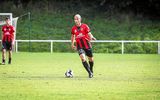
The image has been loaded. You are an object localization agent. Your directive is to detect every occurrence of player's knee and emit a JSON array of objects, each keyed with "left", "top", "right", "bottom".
[
  {"left": 2, "top": 49, "right": 6, "bottom": 53},
  {"left": 88, "top": 57, "right": 94, "bottom": 62},
  {"left": 81, "top": 58, "right": 86, "bottom": 62},
  {"left": 80, "top": 54, "right": 86, "bottom": 62},
  {"left": 80, "top": 56, "right": 86, "bottom": 62}
]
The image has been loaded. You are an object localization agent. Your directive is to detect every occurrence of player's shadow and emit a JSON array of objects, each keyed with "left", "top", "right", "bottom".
[
  {"left": 0, "top": 63, "right": 5, "bottom": 65},
  {"left": 7, "top": 76, "right": 66, "bottom": 80},
  {"left": 6, "top": 75, "right": 92, "bottom": 80},
  {"left": 0, "top": 63, "right": 10, "bottom": 65}
]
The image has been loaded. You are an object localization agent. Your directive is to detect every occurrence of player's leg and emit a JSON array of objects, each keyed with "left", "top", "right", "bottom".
[
  {"left": 2, "top": 42, "right": 7, "bottom": 65},
  {"left": 8, "top": 50, "right": 12, "bottom": 64},
  {"left": 2, "top": 49, "right": 6, "bottom": 65},
  {"left": 85, "top": 49, "right": 94, "bottom": 73},
  {"left": 8, "top": 42, "right": 12, "bottom": 64},
  {"left": 88, "top": 57, "right": 94, "bottom": 73},
  {"left": 78, "top": 49, "right": 93, "bottom": 78}
]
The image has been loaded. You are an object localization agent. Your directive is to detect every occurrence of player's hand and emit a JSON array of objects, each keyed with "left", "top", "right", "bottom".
[
  {"left": 71, "top": 45, "right": 77, "bottom": 50},
  {"left": 12, "top": 41, "right": 15, "bottom": 45},
  {"left": 91, "top": 37, "right": 96, "bottom": 41}
]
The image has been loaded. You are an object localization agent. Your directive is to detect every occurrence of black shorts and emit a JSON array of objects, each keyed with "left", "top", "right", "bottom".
[
  {"left": 78, "top": 48, "right": 93, "bottom": 57},
  {"left": 2, "top": 41, "right": 12, "bottom": 50}
]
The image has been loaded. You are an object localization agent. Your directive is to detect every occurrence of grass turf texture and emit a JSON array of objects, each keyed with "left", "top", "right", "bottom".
[{"left": 0, "top": 53, "right": 160, "bottom": 100}]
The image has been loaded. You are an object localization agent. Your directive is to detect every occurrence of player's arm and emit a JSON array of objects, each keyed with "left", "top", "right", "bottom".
[
  {"left": 1, "top": 32, "right": 2, "bottom": 40},
  {"left": 85, "top": 24, "right": 96, "bottom": 41},
  {"left": 12, "top": 27, "right": 15, "bottom": 45},
  {"left": 1, "top": 28, "right": 3, "bottom": 43},
  {"left": 88, "top": 32, "right": 96, "bottom": 41},
  {"left": 12, "top": 32, "right": 15, "bottom": 45},
  {"left": 71, "top": 34, "right": 76, "bottom": 50}
]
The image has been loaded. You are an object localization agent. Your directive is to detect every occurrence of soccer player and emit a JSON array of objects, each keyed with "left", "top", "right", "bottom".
[
  {"left": 71, "top": 14, "right": 96, "bottom": 78},
  {"left": 1, "top": 17, "right": 15, "bottom": 65}
]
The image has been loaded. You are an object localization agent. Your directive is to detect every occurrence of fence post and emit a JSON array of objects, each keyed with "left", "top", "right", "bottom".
[
  {"left": 121, "top": 41, "right": 124, "bottom": 54},
  {"left": 51, "top": 41, "right": 53, "bottom": 53},
  {"left": 158, "top": 42, "right": 160, "bottom": 54}
]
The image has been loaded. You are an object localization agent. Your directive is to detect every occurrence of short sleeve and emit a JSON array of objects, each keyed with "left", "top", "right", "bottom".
[
  {"left": 12, "top": 26, "right": 15, "bottom": 33},
  {"left": 85, "top": 24, "right": 90, "bottom": 33},
  {"left": 71, "top": 27, "right": 75, "bottom": 35}
]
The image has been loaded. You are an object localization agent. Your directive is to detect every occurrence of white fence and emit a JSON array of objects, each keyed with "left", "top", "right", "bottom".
[
  {"left": 0, "top": 40, "right": 159, "bottom": 54},
  {"left": 10, "top": 40, "right": 160, "bottom": 54}
]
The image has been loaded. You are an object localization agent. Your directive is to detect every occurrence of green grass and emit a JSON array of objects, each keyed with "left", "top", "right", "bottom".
[{"left": 0, "top": 53, "right": 160, "bottom": 100}]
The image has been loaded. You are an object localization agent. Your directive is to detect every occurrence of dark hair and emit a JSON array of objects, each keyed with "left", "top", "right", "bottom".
[{"left": 5, "top": 17, "right": 9, "bottom": 20}]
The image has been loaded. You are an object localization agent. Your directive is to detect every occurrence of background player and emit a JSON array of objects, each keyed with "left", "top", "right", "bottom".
[{"left": 1, "top": 17, "right": 15, "bottom": 65}]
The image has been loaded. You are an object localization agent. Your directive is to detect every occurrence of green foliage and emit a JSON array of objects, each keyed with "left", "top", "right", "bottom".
[
  {"left": 0, "top": 1, "right": 160, "bottom": 53},
  {"left": 93, "top": 43, "right": 121, "bottom": 53},
  {"left": 15, "top": 12, "right": 160, "bottom": 53},
  {"left": 124, "top": 43, "right": 157, "bottom": 54}
]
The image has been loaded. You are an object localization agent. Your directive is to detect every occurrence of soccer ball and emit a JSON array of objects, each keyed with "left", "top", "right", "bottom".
[{"left": 65, "top": 69, "right": 73, "bottom": 78}]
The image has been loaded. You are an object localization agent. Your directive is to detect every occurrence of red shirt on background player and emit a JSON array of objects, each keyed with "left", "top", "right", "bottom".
[
  {"left": 1, "top": 17, "right": 15, "bottom": 65},
  {"left": 71, "top": 14, "right": 96, "bottom": 78},
  {"left": 2, "top": 25, "right": 14, "bottom": 43}
]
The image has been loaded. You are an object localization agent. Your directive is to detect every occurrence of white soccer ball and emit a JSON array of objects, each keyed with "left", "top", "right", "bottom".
[{"left": 65, "top": 69, "right": 73, "bottom": 78}]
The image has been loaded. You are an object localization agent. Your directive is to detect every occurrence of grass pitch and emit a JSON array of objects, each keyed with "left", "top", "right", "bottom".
[{"left": 0, "top": 53, "right": 160, "bottom": 100}]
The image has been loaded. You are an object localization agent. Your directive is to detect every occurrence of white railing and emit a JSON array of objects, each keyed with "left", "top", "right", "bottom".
[
  {"left": 93, "top": 40, "right": 160, "bottom": 54},
  {"left": 1, "top": 40, "right": 160, "bottom": 54},
  {"left": 15, "top": 40, "right": 71, "bottom": 53}
]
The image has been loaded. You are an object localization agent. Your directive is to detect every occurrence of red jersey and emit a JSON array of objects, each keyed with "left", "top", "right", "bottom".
[
  {"left": 71, "top": 23, "right": 91, "bottom": 49},
  {"left": 2, "top": 25, "right": 15, "bottom": 42}
]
